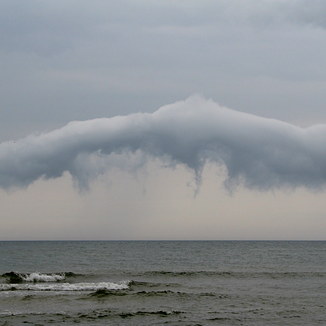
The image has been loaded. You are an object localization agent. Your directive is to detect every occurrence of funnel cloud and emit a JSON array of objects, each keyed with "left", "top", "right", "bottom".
[{"left": 1, "top": 96, "right": 326, "bottom": 191}]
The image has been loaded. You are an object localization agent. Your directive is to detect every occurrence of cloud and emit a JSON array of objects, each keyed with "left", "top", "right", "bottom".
[
  {"left": 1, "top": 96, "right": 326, "bottom": 191},
  {"left": 1, "top": 0, "right": 326, "bottom": 143},
  {"left": 2, "top": 0, "right": 325, "bottom": 56}
]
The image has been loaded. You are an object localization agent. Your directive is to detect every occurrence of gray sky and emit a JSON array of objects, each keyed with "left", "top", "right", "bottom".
[{"left": 0, "top": 0, "right": 325, "bottom": 240}]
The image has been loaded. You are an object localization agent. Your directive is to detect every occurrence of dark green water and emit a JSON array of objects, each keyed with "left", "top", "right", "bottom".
[{"left": 0, "top": 241, "right": 325, "bottom": 325}]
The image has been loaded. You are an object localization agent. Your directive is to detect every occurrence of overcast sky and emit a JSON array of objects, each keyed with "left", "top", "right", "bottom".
[{"left": 1, "top": 0, "right": 326, "bottom": 240}]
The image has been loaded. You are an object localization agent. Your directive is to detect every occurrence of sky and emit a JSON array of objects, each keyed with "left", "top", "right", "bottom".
[{"left": 1, "top": 0, "right": 326, "bottom": 240}]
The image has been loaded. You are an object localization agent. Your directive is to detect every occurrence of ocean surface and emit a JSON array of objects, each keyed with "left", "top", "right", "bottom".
[{"left": 0, "top": 241, "right": 325, "bottom": 325}]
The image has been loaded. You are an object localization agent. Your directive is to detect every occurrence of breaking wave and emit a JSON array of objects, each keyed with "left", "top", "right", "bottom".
[
  {"left": 0, "top": 281, "right": 130, "bottom": 292},
  {"left": 1, "top": 272, "right": 77, "bottom": 284}
]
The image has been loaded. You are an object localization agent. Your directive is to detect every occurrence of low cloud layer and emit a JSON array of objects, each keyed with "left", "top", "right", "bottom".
[{"left": 1, "top": 96, "right": 326, "bottom": 191}]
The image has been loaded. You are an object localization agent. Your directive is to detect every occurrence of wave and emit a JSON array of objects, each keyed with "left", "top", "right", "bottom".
[
  {"left": 1, "top": 272, "right": 78, "bottom": 284},
  {"left": 88, "top": 289, "right": 177, "bottom": 298},
  {"left": 128, "top": 280, "right": 179, "bottom": 288},
  {"left": 0, "top": 309, "right": 184, "bottom": 320},
  {"left": 141, "top": 270, "right": 326, "bottom": 279},
  {"left": 88, "top": 288, "right": 129, "bottom": 297},
  {"left": 0, "top": 281, "right": 130, "bottom": 292},
  {"left": 140, "top": 270, "right": 235, "bottom": 277},
  {"left": 88, "top": 288, "right": 227, "bottom": 299},
  {"left": 2, "top": 270, "right": 324, "bottom": 288},
  {"left": 119, "top": 310, "right": 183, "bottom": 319}
]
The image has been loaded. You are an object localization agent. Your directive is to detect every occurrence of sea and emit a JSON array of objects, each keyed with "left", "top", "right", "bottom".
[{"left": 0, "top": 241, "right": 325, "bottom": 325}]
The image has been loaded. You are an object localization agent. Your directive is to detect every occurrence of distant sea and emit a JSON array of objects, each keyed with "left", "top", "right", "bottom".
[{"left": 0, "top": 241, "right": 325, "bottom": 325}]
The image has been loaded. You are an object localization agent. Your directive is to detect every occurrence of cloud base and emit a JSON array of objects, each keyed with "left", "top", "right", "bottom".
[{"left": 1, "top": 96, "right": 326, "bottom": 191}]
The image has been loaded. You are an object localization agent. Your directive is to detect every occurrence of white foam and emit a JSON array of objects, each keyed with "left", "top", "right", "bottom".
[
  {"left": 0, "top": 281, "right": 130, "bottom": 292},
  {"left": 22, "top": 273, "right": 66, "bottom": 282}
]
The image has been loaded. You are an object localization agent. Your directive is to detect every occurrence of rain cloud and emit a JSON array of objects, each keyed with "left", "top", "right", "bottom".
[{"left": 1, "top": 96, "right": 326, "bottom": 191}]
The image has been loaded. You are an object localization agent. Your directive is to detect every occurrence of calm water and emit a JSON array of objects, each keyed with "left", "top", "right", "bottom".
[{"left": 0, "top": 241, "right": 325, "bottom": 325}]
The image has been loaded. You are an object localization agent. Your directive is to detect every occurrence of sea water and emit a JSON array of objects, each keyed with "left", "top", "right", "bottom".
[{"left": 0, "top": 241, "right": 325, "bottom": 325}]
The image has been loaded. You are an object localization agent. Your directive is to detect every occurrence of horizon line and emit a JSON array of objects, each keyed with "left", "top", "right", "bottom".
[{"left": 0, "top": 239, "right": 325, "bottom": 242}]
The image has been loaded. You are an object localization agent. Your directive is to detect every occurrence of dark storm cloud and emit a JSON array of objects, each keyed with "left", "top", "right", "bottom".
[{"left": 1, "top": 96, "right": 326, "bottom": 191}]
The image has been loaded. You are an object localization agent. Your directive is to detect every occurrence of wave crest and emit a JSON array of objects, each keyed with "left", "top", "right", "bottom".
[
  {"left": 0, "top": 281, "right": 130, "bottom": 292},
  {"left": 1, "top": 272, "right": 77, "bottom": 284}
]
